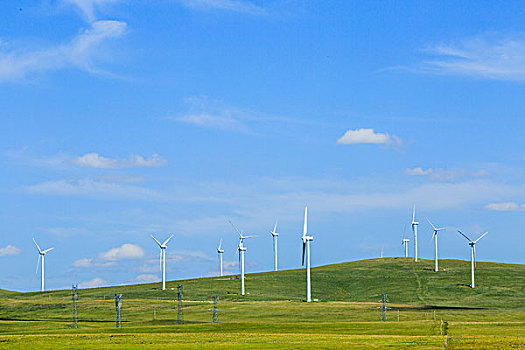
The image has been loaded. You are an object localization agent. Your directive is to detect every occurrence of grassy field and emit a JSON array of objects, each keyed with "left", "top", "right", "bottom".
[{"left": 0, "top": 258, "right": 523, "bottom": 349}]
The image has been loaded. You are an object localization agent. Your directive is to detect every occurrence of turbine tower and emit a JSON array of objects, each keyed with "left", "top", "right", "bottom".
[
  {"left": 301, "top": 205, "right": 314, "bottom": 303},
  {"left": 270, "top": 220, "right": 279, "bottom": 271},
  {"left": 217, "top": 239, "right": 224, "bottom": 277},
  {"left": 401, "top": 224, "right": 410, "bottom": 258},
  {"left": 33, "top": 238, "right": 54, "bottom": 292},
  {"left": 411, "top": 206, "right": 419, "bottom": 262},
  {"left": 427, "top": 218, "right": 450, "bottom": 272},
  {"left": 230, "top": 221, "right": 255, "bottom": 296},
  {"left": 457, "top": 230, "right": 488, "bottom": 288},
  {"left": 151, "top": 234, "right": 174, "bottom": 291}
]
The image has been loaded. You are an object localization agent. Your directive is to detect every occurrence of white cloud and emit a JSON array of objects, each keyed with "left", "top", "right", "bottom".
[
  {"left": 135, "top": 274, "right": 159, "bottom": 283},
  {"left": 73, "top": 258, "right": 94, "bottom": 267},
  {"left": 178, "top": 0, "right": 267, "bottom": 15},
  {"left": 404, "top": 167, "right": 433, "bottom": 176},
  {"left": 65, "top": 0, "right": 119, "bottom": 23},
  {"left": 100, "top": 243, "right": 145, "bottom": 261},
  {"left": 0, "top": 245, "right": 21, "bottom": 257},
  {"left": 72, "top": 153, "right": 167, "bottom": 169},
  {"left": 79, "top": 277, "right": 108, "bottom": 288},
  {"left": 337, "top": 128, "right": 402, "bottom": 147},
  {"left": 484, "top": 202, "right": 525, "bottom": 211},
  {"left": 415, "top": 34, "right": 525, "bottom": 81},
  {"left": 404, "top": 167, "right": 489, "bottom": 182},
  {"left": 0, "top": 20, "right": 126, "bottom": 82}
]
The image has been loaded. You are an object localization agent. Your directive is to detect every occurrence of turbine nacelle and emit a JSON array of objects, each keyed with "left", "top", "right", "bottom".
[{"left": 270, "top": 220, "right": 279, "bottom": 237}]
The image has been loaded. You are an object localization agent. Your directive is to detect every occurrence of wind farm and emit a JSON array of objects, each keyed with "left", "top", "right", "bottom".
[{"left": 2, "top": 1, "right": 525, "bottom": 349}]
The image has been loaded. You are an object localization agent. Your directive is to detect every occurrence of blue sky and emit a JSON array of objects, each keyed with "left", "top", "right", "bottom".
[{"left": 1, "top": 0, "right": 525, "bottom": 291}]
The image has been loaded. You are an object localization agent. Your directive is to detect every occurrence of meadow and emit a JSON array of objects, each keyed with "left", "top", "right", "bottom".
[{"left": 0, "top": 258, "right": 523, "bottom": 349}]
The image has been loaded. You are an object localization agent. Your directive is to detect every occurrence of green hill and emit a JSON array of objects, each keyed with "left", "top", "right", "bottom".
[{"left": 5, "top": 258, "right": 524, "bottom": 308}]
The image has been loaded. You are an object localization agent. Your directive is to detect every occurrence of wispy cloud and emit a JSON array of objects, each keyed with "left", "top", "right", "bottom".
[
  {"left": 0, "top": 245, "right": 21, "bottom": 257},
  {"left": 178, "top": 0, "right": 267, "bottom": 15},
  {"left": 410, "top": 34, "right": 525, "bottom": 81},
  {"left": 72, "top": 257, "right": 115, "bottom": 267},
  {"left": 404, "top": 167, "right": 489, "bottom": 182},
  {"left": 0, "top": 20, "right": 126, "bottom": 82},
  {"left": 73, "top": 153, "right": 167, "bottom": 169},
  {"left": 484, "top": 201, "right": 525, "bottom": 211},
  {"left": 79, "top": 277, "right": 108, "bottom": 288},
  {"left": 167, "top": 250, "right": 213, "bottom": 263},
  {"left": 135, "top": 274, "right": 159, "bottom": 283},
  {"left": 175, "top": 113, "right": 246, "bottom": 131},
  {"left": 337, "top": 128, "right": 403, "bottom": 148},
  {"left": 65, "top": 0, "right": 120, "bottom": 23},
  {"left": 169, "top": 96, "right": 324, "bottom": 134},
  {"left": 25, "top": 177, "right": 162, "bottom": 200}
]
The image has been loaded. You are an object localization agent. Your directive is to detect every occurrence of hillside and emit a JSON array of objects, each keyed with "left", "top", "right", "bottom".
[{"left": 4, "top": 258, "right": 524, "bottom": 308}]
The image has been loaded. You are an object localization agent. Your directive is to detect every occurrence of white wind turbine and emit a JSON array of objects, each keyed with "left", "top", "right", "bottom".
[
  {"left": 217, "top": 239, "right": 224, "bottom": 277},
  {"left": 457, "top": 230, "right": 488, "bottom": 288},
  {"left": 401, "top": 224, "right": 410, "bottom": 258},
  {"left": 151, "top": 234, "right": 174, "bottom": 291},
  {"left": 427, "top": 218, "right": 451, "bottom": 272},
  {"left": 270, "top": 221, "right": 279, "bottom": 271},
  {"left": 412, "top": 206, "right": 419, "bottom": 262},
  {"left": 33, "top": 238, "right": 54, "bottom": 292},
  {"left": 230, "top": 221, "right": 256, "bottom": 296},
  {"left": 301, "top": 205, "right": 314, "bottom": 303}
]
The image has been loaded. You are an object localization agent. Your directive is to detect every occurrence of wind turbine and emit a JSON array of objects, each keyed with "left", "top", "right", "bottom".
[
  {"left": 401, "top": 224, "right": 410, "bottom": 258},
  {"left": 457, "top": 230, "right": 488, "bottom": 288},
  {"left": 301, "top": 205, "right": 314, "bottom": 303},
  {"left": 151, "top": 234, "right": 174, "bottom": 291},
  {"left": 270, "top": 220, "right": 279, "bottom": 271},
  {"left": 380, "top": 245, "right": 384, "bottom": 258},
  {"left": 229, "top": 221, "right": 256, "bottom": 296},
  {"left": 217, "top": 239, "right": 224, "bottom": 277},
  {"left": 427, "top": 218, "right": 451, "bottom": 272},
  {"left": 412, "top": 206, "right": 419, "bottom": 262},
  {"left": 33, "top": 238, "right": 54, "bottom": 292}
]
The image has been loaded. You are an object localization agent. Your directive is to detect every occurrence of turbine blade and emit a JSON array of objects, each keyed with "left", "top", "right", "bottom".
[
  {"left": 303, "top": 205, "right": 308, "bottom": 238},
  {"left": 42, "top": 247, "right": 54, "bottom": 254},
  {"left": 402, "top": 224, "right": 407, "bottom": 240},
  {"left": 243, "top": 235, "right": 257, "bottom": 239},
  {"left": 302, "top": 242, "right": 306, "bottom": 266},
  {"left": 426, "top": 218, "right": 437, "bottom": 231},
  {"left": 457, "top": 230, "right": 472, "bottom": 242},
  {"left": 218, "top": 238, "right": 222, "bottom": 250},
  {"left": 35, "top": 254, "right": 41, "bottom": 275},
  {"left": 229, "top": 220, "right": 242, "bottom": 237},
  {"left": 162, "top": 234, "right": 174, "bottom": 246},
  {"left": 412, "top": 205, "right": 416, "bottom": 222},
  {"left": 32, "top": 238, "right": 42, "bottom": 254},
  {"left": 474, "top": 232, "right": 488, "bottom": 244},
  {"left": 159, "top": 250, "right": 162, "bottom": 271},
  {"left": 473, "top": 245, "right": 477, "bottom": 267},
  {"left": 151, "top": 235, "right": 162, "bottom": 247}
]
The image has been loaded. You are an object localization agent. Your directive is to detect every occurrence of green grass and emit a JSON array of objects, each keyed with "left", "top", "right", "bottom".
[{"left": 0, "top": 258, "right": 523, "bottom": 349}]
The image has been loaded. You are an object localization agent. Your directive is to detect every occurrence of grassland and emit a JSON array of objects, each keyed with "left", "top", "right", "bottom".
[{"left": 0, "top": 258, "right": 523, "bottom": 349}]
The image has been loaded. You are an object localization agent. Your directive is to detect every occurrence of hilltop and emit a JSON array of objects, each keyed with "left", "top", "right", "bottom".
[{"left": 5, "top": 258, "right": 524, "bottom": 308}]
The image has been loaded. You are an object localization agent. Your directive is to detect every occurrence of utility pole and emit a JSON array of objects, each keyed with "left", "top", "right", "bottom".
[
  {"left": 379, "top": 294, "right": 388, "bottom": 322},
  {"left": 177, "top": 285, "right": 184, "bottom": 325},
  {"left": 212, "top": 296, "right": 219, "bottom": 323},
  {"left": 71, "top": 284, "right": 78, "bottom": 328},
  {"left": 115, "top": 294, "right": 122, "bottom": 328}
]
